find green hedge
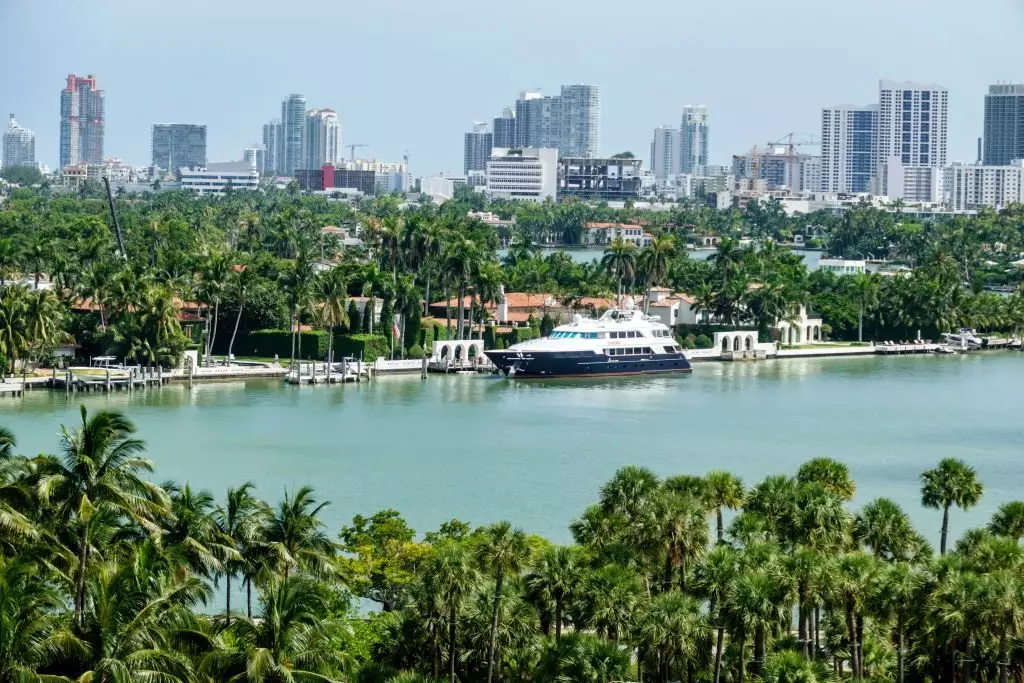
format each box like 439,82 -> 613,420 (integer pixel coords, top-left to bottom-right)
235,330 -> 330,360
333,334 -> 390,363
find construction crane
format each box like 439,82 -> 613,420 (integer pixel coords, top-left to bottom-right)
102,176 -> 127,260
347,144 -> 369,161
765,133 -> 818,192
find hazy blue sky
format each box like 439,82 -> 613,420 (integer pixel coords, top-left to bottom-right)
2,0 -> 1021,174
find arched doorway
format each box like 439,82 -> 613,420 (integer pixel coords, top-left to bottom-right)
745,335 -> 753,350
722,336 -> 730,352
733,336 -> 741,351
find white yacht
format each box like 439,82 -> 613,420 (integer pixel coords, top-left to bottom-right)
485,299 -> 691,378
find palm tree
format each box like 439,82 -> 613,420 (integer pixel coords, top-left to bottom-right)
979,569 -> 1024,683
200,251 -> 230,364
854,498 -> 919,562
874,562 -> 922,683
709,237 -> 746,289
638,235 -> 675,312
226,263 -> 256,362
444,238 -> 480,340
0,287 -> 27,377
163,482 -> 239,578
423,539 -> 479,683
731,565 -> 794,679
694,544 -> 739,683
525,545 -> 585,642
601,237 -> 636,303
636,590 -> 709,683
650,489 -> 708,592
0,557 -> 87,680
989,501 -> 1024,542
797,457 -> 856,501
476,521 -> 532,683
35,406 -> 169,629
215,482 -> 271,622
263,486 -> 335,579
705,470 -> 744,543
921,458 -> 984,555
315,267 -> 349,367
281,253 -> 315,372
832,551 -> 880,681
851,272 -> 881,342
759,650 -> 835,683
204,576 -> 351,682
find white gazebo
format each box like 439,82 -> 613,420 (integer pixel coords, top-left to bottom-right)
429,340 -> 486,370
776,305 -> 823,345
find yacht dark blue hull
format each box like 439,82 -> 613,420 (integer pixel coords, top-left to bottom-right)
485,350 -> 692,378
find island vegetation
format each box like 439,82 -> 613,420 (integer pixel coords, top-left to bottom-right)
0,182 -> 1022,374
1,407 -> 1022,682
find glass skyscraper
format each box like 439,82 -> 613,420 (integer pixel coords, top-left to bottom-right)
280,94 -> 306,176
984,83 -> 1024,165
60,74 -> 104,168
151,124 -> 207,173
680,106 -> 709,175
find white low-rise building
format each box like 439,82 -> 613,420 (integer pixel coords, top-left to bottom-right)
819,258 -> 866,276
581,222 -> 652,247
777,305 -> 824,345
485,147 -> 557,202
945,160 -> 1024,211
180,164 -> 259,196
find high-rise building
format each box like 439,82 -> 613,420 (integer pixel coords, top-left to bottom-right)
280,94 -> 307,176
2,114 -> 36,169
876,80 -> 948,199
515,91 -> 562,150
558,84 -> 600,158
60,73 -> 105,168
493,108 -> 516,149
485,148 -> 558,202
464,122 -> 493,174
649,126 -> 681,180
983,83 -> 1024,166
151,124 -> 207,172
820,104 -> 878,193
680,105 -> 709,174
946,160 -> 1024,210
262,119 -> 282,175
302,108 -> 342,169
243,144 -> 266,173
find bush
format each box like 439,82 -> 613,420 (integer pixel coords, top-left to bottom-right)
406,343 -> 424,359
540,313 -> 555,337
236,329 -> 330,360
680,336 -> 696,349
334,333 -> 390,363
694,334 -> 713,349
347,300 -> 361,334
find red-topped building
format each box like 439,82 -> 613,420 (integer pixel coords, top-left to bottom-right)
60,74 -> 105,168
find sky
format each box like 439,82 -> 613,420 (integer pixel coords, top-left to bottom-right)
1,0 -> 1022,175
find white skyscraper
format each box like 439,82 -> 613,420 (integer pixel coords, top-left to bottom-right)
559,84 -> 600,158
876,80 -> 948,200
820,104 -> 879,193
464,122 -> 493,174
2,114 -> 36,170
649,126 -> 681,180
302,108 -> 342,169
681,105 -> 709,174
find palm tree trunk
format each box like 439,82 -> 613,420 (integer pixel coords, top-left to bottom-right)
555,598 -> 562,643
716,507 -> 724,543
228,297 -> 244,361
486,567 -> 504,683
753,626 -> 766,675
737,633 -> 746,683
74,530 -> 89,628
246,576 -> 253,618
859,302 -> 864,342
998,630 -> 1008,683
289,306 -> 297,374
449,604 -> 458,683
445,281 -> 452,337
963,636 -> 973,683
663,553 -> 673,592
226,572 -> 232,626
456,282 -> 466,340
814,605 -> 821,659
368,297 -> 375,335
941,503 -> 950,555
798,589 -> 808,658
210,299 -> 220,359
713,626 -> 725,683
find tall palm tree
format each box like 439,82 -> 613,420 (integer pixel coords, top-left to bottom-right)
979,569 -> 1024,683
705,470 -> 744,543
215,482 -> 271,622
731,564 -> 794,679
694,544 -> 739,683
851,272 -> 881,342
281,253 -> 315,372
759,650 -> 835,683
263,486 -> 335,580
921,458 -> 984,555
650,490 -> 708,592
874,562 -> 922,683
525,545 -> 585,642
638,235 -> 675,312
0,287 -> 27,377
200,251 -> 230,364
315,267 -> 349,366
709,237 -> 746,290
476,521 -> 532,683
35,406 -> 169,629
423,539 -> 479,683
163,482 -> 239,578
636,590 -> 709,683
854,498 -> 919,562
203,576 -> 351,682
226,263 -> 256,362
600,237 -> 636,304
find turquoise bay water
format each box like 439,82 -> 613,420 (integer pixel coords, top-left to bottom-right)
2,353 -> 1022,547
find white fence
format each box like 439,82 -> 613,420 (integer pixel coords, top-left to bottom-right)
373,359 -> 424,373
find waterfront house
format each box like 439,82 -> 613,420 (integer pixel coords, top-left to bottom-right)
776,305 -> 824,344
429,292 -> 616,326
581,222 -> 653,247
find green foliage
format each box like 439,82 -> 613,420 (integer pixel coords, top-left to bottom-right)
406,343 -> 424,359
694,334 -> 713,349
347,300 -> 362,334
334,333 -> 390,362
0,165 -> 44,186
539,313 -> 555,337
237,329 -> 330,359
680,336 -> 696,350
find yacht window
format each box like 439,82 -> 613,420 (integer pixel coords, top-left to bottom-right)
643,347 -> 652,354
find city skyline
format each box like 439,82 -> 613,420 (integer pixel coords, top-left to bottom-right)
0,0 -> 1020,172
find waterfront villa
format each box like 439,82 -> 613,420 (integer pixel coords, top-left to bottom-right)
581,222 -> 653,247
429,292 -> 616,326
777,305 -> 824,344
